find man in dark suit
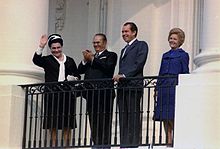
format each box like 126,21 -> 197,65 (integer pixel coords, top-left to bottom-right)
113,22 -> 148,148
78,33 -> 117,148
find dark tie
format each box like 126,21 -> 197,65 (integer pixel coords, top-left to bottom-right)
122,44 -> 129,58
95,52 -> 99,58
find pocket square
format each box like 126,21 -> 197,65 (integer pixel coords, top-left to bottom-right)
99,56 -> 107,59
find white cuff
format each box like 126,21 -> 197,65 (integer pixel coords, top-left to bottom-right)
36,47 -> 44,55
82,60 -> 87,65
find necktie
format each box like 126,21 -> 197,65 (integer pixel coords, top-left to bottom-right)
95,52 -> 99,58
122,44 -> 129,58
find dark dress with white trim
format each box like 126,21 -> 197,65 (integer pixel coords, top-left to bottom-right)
33,53 -> 79,129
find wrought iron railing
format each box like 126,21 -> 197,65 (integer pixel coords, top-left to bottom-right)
20,76 -> 177,149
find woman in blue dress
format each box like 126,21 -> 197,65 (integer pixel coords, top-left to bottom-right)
154,28 -> 189,146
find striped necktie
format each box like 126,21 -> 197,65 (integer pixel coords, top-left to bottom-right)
95,52 -> 99,58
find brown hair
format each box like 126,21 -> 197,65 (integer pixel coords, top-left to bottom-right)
168,28 -> 185,47
94,33 -> 107,42
123,22 -> 138,37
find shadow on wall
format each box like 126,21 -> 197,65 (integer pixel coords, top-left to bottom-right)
110,0 -> 170,45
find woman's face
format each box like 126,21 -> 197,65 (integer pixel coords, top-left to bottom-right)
50,42 -> 63,58
168,34 -> 180,49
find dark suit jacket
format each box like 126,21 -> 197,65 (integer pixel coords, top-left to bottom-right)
119,39 -> 148,77
119,39 -> 148,87
78,49 -> 117,145
78,49 -> 117,102
78,50 -> 117,80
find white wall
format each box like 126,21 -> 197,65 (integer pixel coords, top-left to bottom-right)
48,0 -> 90,65
48,0 -> 198,76
0,86 -> 25,149
175,73 -> 220,149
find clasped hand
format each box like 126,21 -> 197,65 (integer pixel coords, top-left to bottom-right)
82,50 -> 94,62
67,75 -> 79,81
112,74 -> 125,82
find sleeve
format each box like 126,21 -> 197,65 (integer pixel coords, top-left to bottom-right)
36,47 -> 44,55
181,52 -> 190,74
155,57 -> 164,90
78,61 -> 90,74
158,55 -> 164,76
32,52 -> 45,68
69,58 -> 81,80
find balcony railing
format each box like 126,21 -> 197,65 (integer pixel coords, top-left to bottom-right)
20,76 -> 177,149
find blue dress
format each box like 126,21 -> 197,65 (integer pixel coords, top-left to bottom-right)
154,48 -> 189,121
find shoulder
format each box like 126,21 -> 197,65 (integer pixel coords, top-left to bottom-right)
178,48 -> 187,53
130,40 -> 148,52
66,55 -> 74,60
66,56 -> 76,63
42,54 -> 54,60
178,49 -> 189,57
139,40 -> 148,44
136,40 -> 148,46
165,49 -> 189,61
105,50 -> 117,56
136,40 -> 149,51
162,50 -> 170,57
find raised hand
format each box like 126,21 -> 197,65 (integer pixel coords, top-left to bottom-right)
39,34 -> 48,48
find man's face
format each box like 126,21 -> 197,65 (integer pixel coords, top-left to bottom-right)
93,35 -> 106,53
50,42 -> 63,58
122,24 -> 136,43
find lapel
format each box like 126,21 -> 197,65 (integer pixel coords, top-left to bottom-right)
97,50 -> 108,59
120,39 -> 138,60
99,49 -> 107,56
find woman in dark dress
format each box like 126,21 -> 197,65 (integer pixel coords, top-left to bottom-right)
32,34 -> 80,146
154,28 -> 189,146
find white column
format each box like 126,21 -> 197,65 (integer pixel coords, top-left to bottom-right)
0,86 -> 25,149
194,0 -> 220,73
87,0 -> 101,44
175,2 -> 220,149
174,1 -> 220,149
174,73 -> 220,149
0,0 -> 49,85
0,1 -> 49,149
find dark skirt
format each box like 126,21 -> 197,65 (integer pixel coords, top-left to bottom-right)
43,91 -> 76,129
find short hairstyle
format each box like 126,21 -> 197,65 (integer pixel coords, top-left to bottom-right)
168,28 -> 185,46
123,22 -> 138,37
94,33 -> 107,42
48,33 -> 63,48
